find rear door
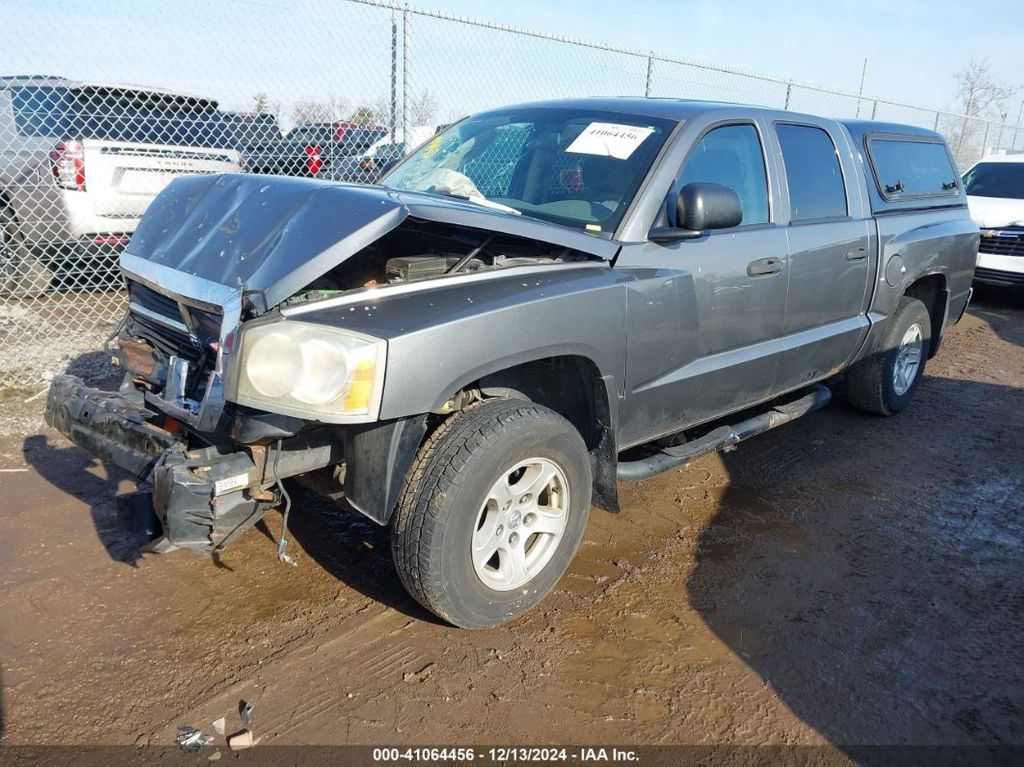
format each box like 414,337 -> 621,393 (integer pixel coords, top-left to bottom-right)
768,121 -> 873,393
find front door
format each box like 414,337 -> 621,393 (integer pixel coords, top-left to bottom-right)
617,122 -> 790,449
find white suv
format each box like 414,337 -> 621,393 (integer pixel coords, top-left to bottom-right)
0,75 -> 243,295
963,153 -> 1024,287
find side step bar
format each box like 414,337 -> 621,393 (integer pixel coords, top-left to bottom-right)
616,384 -> 832,482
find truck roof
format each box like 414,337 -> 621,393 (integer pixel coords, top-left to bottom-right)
0,74 -> 215,103
975,153 -> 1024,164
477,97 -> 944,141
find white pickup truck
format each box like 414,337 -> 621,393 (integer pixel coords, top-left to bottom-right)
964,153 -> 1024,287
0,75 -> 243,295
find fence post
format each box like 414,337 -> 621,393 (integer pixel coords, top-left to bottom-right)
934,111 -> 940,131
981,121 -> 990,157
871,100 -> 878,120
956,92 -> 974,159
1015,103 -> 1024,153
784,81 -> 792,110
390,10 -> 398,140
995,119 -> 1006,154
402,5 -> 411,140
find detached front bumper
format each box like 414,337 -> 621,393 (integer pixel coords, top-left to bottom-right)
44,375 -> 344,553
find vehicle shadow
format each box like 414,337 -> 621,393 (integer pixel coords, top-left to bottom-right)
686,374 -> 1024,748
21,434 -> 143,565
23,429 -> 441,622
270,481 -> 446,625
969,284 -> 1024,347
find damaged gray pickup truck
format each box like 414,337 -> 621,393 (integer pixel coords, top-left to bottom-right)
46,98 -> 978,628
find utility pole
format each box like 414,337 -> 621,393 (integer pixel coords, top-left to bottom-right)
855,58 -> 868,118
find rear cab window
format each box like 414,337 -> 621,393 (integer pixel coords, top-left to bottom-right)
866,136 -> 960,201
11,86 -> 230,148
775,124 -> 848,221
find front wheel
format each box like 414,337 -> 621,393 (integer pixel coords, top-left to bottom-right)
390,399 -> 592,629
846,295 -> 932,415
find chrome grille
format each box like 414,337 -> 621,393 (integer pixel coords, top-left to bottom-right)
979,228 -> 1024,258
125,279 -> 222,397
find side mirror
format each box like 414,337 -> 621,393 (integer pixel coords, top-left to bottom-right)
650,182 -> 744,242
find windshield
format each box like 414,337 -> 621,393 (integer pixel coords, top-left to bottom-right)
381,107 -> 676,232
963,162 -> 1024,200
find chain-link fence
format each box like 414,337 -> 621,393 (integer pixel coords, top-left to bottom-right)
1,0 -> 1020,389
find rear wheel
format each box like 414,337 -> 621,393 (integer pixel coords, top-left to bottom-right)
390,399 -> 592,629
0,206 -> 54,298
847,296 -> 931,415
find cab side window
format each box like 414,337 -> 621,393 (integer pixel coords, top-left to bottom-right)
776,124 -> 848,221
679,124 -> 769,226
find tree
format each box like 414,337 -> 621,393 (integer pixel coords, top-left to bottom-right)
951,60 -> 1019,165
954,59 -> 1016,120
349,105 -> 377,125
410,90 -> 438,126
290,97 -> 349,127
253,92 -> 270,114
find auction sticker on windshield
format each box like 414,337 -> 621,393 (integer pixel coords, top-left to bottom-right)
566,122 -> 655,159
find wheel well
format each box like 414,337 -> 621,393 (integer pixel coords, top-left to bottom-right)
904,274 -> 947,358
473,355 -> 620,513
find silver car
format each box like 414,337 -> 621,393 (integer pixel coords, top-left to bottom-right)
0,75 -> 243,295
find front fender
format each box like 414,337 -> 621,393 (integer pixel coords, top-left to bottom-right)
289,264 -> 631,420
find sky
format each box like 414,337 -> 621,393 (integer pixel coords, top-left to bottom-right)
5,0 -> 1023,130
415,0 -> 1023,111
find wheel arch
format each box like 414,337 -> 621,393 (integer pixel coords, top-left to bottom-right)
344,353 -> 620,527
903,271 -> 948,358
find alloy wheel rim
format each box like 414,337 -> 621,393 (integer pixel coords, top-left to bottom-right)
893,323 -> 923,396
471,457 -> 570,591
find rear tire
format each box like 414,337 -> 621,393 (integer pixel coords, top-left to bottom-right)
0,206 -> 54,298
847,296 -> 931,415
390,399 -> 592,629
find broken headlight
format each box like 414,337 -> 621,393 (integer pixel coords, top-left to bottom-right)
232,321 -> 386,422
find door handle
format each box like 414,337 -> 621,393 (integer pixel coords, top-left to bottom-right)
846,247 -> 869,261
746,257 -> 783,277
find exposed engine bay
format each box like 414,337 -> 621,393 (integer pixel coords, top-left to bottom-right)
286,218 -> 595,305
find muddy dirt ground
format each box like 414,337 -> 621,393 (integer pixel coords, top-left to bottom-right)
0,287 -> 1021,756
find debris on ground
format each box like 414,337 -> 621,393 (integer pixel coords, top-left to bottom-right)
239,699 -> 254,728
227,729 -> 257,750
403,662 -> 436,683
212,716 -> 226,736
176,725 -> 214,753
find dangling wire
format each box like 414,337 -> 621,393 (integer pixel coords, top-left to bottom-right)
272,438 -> 297,566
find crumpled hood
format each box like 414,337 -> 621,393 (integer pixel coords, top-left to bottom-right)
125,174 -> 618,309
967,194 -> 1024,228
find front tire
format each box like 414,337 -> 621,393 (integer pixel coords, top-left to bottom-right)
390,399 -> 592,629
847,296 -> 931,415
